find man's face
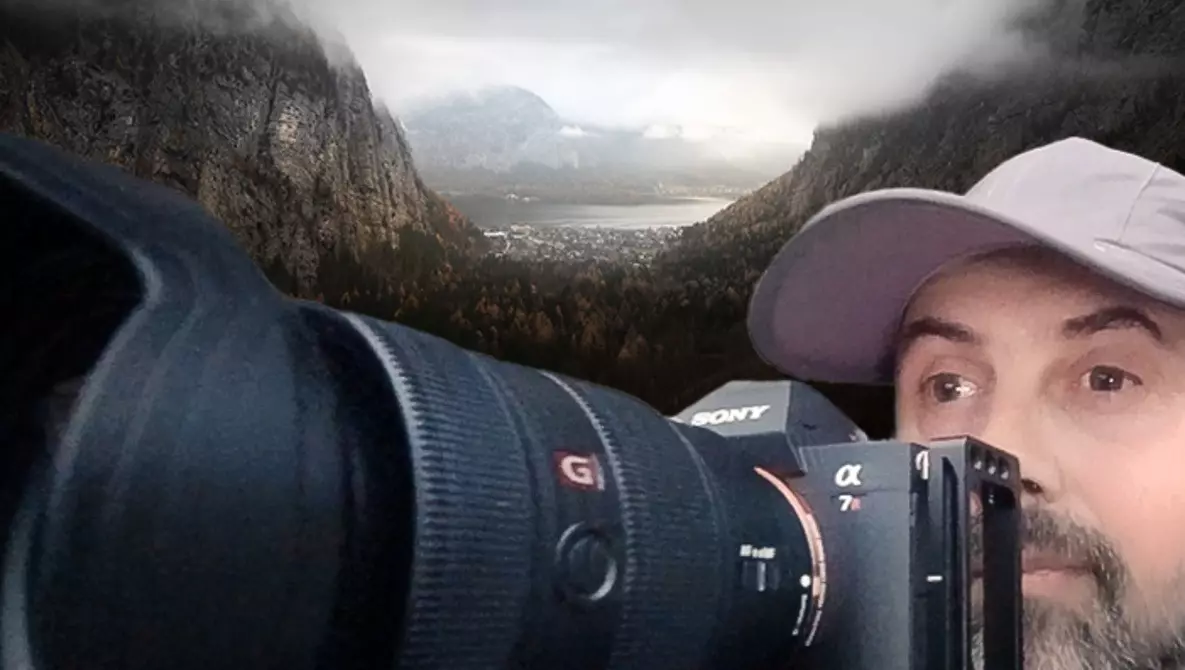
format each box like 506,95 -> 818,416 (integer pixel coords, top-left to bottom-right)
894,247 -> 1185,670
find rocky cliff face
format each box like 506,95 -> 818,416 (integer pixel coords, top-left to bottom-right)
662,0 -> 1185,283
0,0 -> 485,296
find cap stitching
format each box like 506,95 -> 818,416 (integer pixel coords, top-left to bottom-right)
1117,165 -> 1160,241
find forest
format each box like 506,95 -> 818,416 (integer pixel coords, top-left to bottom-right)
295,212 -> 896,435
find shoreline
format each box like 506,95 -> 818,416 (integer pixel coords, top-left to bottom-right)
444,193 -> 740,208
449,194 -> 736,231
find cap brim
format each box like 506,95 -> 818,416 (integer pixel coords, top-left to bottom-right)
747,188 -> 1073,385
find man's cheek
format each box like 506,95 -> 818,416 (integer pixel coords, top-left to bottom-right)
1090,470 -> 1185,592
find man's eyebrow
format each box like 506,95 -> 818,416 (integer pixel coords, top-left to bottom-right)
894,316 -> 980,363
1062,305 -> 1163,341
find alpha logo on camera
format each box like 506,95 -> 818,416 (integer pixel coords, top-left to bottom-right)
555,452 -> 605,491
688,404 -> 772,427
833,463 -> 864,488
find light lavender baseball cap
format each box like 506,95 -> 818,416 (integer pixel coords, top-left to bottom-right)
747,137 -> 1185,385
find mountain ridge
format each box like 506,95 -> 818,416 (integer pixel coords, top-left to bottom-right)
401,84 -> 803,203
659,0 -> 1185,277
0,0 -> 486,296
6,0 -> 1182,439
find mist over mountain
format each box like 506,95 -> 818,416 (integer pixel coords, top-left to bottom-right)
401,85 -> 804,204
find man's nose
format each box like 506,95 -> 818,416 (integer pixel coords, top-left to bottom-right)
975,408 -> 1064,506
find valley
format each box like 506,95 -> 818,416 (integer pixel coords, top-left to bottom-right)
4,0 -> 1183,438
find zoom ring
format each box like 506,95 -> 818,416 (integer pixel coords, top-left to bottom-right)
356,317 -> 537,670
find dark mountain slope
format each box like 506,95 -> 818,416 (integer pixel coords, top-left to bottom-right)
660,0 -> 1185,291
0,0 -> 485,296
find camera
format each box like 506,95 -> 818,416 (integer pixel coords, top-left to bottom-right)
0,131 -> 1022,670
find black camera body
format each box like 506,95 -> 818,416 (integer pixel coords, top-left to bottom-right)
0,131 -> 1021,670
674,383 -> 1022,670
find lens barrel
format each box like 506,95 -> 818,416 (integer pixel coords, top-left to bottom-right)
0,132 -> 828,670
344,312 -> 827,670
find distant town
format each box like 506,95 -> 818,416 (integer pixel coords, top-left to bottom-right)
482,224 -> 683,265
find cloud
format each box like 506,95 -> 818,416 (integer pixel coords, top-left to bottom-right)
24,0 -> 1061,144
8,0 -> 317,35
314,0 -> 1059,143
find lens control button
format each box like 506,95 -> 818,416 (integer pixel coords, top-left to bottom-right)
555,523 -> 618,604
740,558 -> 781,592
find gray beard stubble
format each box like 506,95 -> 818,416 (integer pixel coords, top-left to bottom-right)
970,508 -> 1185,670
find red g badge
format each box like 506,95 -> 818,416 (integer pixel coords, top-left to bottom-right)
554,452 -> 605,491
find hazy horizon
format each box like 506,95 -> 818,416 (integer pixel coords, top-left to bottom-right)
311,0 -> 1063,146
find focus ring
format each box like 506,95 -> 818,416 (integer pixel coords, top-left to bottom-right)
348,315 -> 535,670
554,378 -> 727,670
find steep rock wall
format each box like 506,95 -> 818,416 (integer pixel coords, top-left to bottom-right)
662,0 -> 1185,287
0,0 -> 484,296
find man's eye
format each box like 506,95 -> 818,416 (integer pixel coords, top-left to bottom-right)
924,373 -> 978,404
1083,365 -> 1143,393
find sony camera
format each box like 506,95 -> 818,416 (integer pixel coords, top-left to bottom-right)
0,132 -> 1022,670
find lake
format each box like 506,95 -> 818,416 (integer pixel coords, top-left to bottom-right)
449,196 -> 735,230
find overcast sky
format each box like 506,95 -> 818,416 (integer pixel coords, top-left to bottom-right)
311,0 -> 1053,145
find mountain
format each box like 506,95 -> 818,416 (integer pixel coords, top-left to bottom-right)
0,0 -> 486,297
401,85 -> 803,204
4,0 -> 1180,440
659,0 -> 1185,282
402,86 -> 567,171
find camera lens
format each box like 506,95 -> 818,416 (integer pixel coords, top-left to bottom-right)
318,312 -> 830,670
0,167 -> 829,670
3,303 -> 830,670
